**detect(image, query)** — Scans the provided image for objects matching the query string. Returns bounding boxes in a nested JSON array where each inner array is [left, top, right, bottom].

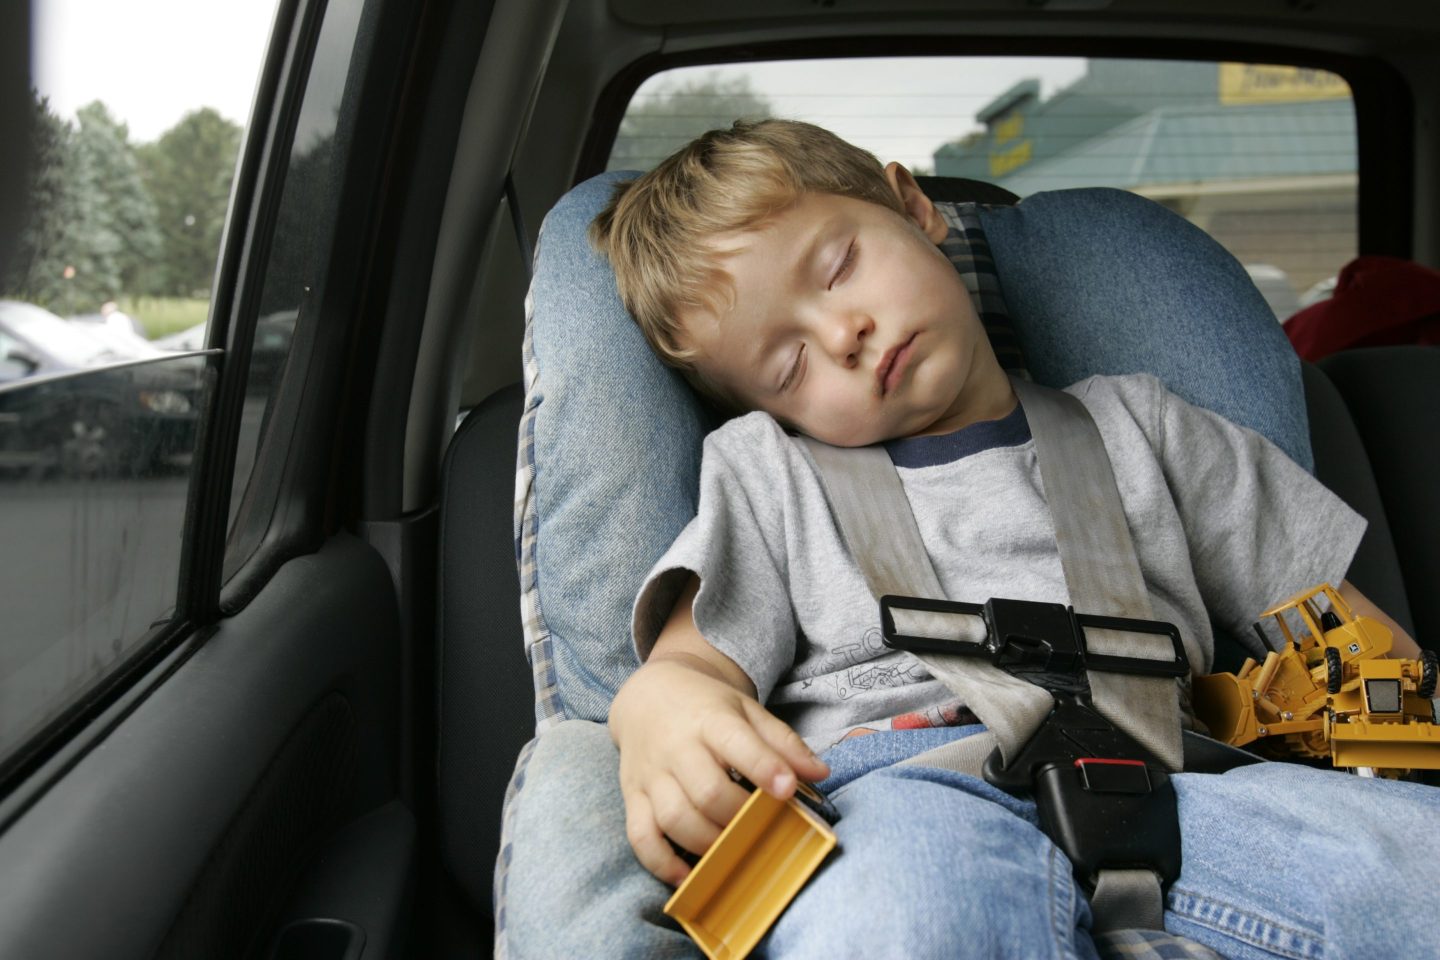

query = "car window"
[[0, 2, 273, 777], [609, 57, 1356, 322]]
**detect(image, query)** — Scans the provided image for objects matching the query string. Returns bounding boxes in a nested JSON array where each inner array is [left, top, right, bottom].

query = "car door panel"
[[0, 534, 403, 959]]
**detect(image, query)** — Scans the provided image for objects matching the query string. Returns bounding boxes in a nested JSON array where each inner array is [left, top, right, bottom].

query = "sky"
[[634, 57, 1087, 171], [31, 1, 1087, 166], [32, 0, 280, 143]]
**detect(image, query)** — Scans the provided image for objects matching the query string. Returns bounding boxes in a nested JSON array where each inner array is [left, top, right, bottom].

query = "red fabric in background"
[[1283, 255, 1440, 362]]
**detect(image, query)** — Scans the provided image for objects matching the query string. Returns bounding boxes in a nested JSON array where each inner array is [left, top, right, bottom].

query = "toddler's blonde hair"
[[589, 119, 902, 405]]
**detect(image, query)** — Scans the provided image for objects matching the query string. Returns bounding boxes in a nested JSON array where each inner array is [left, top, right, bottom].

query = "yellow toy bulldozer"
[[1193, 584, 1440, 776]]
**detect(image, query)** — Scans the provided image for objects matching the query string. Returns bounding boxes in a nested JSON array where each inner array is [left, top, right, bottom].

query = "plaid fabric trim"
[[515, 226, 567, 734], [934, 201, 1028, 378], [500, 220, 565, 951], [492, 735, 540, 960], [1094, 928, 1224, 960]]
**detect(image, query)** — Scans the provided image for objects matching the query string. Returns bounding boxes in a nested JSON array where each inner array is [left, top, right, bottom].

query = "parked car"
[[0, 2, 1436, 958], [0, 299, 137, 377], [67, 306, 153, 347], [0, 300, 200, 476]]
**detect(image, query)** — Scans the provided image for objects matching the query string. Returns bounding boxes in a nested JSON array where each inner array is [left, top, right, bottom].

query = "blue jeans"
[[501, 721, 1440, 959]]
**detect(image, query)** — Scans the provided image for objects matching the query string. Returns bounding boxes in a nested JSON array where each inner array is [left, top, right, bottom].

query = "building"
[[935, 60, 1356, 309]]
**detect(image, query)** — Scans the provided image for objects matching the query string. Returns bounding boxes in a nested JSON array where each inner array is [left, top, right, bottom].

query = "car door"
[[0, 0, 473, 955]]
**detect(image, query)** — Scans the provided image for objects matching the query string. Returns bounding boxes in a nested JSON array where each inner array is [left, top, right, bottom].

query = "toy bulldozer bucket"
[[1191, 671, 1258, 747]]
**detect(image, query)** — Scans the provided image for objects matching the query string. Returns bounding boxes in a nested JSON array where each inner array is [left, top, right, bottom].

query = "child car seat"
[[436, 171, 1429, 950]]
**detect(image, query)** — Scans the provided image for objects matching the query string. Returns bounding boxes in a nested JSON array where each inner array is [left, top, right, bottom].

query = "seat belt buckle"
[[879, 595, 1190, 681], [1034, 755, 1181, 888], [982, 697, 1182, 889], [879, 594, 1187, 890]]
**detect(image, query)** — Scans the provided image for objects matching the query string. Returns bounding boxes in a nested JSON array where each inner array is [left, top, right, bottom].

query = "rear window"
[[608, 57, 1356, 321]]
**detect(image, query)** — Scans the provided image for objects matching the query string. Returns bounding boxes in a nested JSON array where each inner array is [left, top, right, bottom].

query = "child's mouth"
[[877, 334, 917, 396]]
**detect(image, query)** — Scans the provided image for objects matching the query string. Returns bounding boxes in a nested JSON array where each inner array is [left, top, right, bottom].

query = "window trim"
[[215, 0, 433, 614]]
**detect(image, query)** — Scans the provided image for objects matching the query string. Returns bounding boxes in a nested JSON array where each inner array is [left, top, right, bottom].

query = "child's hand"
[[609, 654, 829, 885]]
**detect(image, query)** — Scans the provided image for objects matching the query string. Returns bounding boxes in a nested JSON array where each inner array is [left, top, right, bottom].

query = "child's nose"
[[823, 312, 874, 368]]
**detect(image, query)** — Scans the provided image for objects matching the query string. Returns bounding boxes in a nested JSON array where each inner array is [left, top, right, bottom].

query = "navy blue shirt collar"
[[883, 402, 1031, 468]]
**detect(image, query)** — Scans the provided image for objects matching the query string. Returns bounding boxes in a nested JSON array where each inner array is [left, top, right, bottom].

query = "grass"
[[119, 297, 210, 339]]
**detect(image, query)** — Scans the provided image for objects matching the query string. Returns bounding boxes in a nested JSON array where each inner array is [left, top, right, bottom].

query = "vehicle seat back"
[[1316, 346, 1439, 644], [437, 383, 532, 930]]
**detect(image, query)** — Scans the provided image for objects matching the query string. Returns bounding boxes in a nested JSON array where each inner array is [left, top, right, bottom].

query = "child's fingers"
[[700, 710, 799, 799], [673, 747, 751, 827], [647, 775, 724, 858], [743, 699, 830, 782], [622, 789, 691, 886]]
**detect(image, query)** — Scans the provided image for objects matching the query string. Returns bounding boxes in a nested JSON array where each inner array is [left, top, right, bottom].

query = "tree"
[[2, 94, 90, 312], [137, 107, 241, 298], [608, 73, 773, 172], [74, 102, 161, 298], [3, 96, 172, 313]]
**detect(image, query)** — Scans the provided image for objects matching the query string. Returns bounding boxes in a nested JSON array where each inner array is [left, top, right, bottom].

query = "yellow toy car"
[[1194, 584, 1440, 776]]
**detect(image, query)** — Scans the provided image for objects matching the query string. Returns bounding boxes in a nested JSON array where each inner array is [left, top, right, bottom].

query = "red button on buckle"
[[1074, 757, 1152, 793]]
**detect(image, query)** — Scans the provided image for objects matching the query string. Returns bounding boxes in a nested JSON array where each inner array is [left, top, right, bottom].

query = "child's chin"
[[817, 425, 885, 448]]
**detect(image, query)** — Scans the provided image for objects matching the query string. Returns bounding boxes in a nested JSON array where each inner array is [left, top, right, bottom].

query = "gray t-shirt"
[[632, 374, 1365, 750]]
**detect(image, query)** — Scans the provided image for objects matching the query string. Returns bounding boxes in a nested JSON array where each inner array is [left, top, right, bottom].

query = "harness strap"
[[798, 376, 1184, 932], [1011, 377, 1182, 772], [1089, 868, 1166, 932]]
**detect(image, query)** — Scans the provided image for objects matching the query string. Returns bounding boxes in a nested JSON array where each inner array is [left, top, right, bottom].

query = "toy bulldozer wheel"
[[1325, 646, 1343, 695], [1421, 650, 1439, 700]]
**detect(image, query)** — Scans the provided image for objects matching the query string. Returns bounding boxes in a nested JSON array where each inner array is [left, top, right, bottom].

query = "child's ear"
[[884, 162, 947, 244]]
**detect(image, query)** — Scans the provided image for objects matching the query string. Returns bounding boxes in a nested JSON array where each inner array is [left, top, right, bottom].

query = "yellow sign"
[[993, 113, 1025, 146], [989, 139, 1032, 178], [1219, 63, 1350, 105]]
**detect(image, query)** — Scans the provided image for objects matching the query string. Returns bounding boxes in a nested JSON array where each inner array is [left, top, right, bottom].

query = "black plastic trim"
[[0, 2, 29, 278], [183, 0, 327, 626], [0, 623, 214, 827], [221, 0, 434, 615], [358, 0, 496, 522]]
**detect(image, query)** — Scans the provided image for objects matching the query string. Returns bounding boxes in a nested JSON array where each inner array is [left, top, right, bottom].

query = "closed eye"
[[828, 240, 857, 290], [780, 343, 805, 392]]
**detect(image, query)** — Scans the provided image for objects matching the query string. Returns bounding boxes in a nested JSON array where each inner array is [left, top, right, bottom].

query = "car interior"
[[0, 1, 1437, 958]]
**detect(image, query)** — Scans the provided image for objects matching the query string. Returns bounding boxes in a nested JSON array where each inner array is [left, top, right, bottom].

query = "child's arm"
[[609, 574, 830, 885], [1339, 579, 1422, 659]]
